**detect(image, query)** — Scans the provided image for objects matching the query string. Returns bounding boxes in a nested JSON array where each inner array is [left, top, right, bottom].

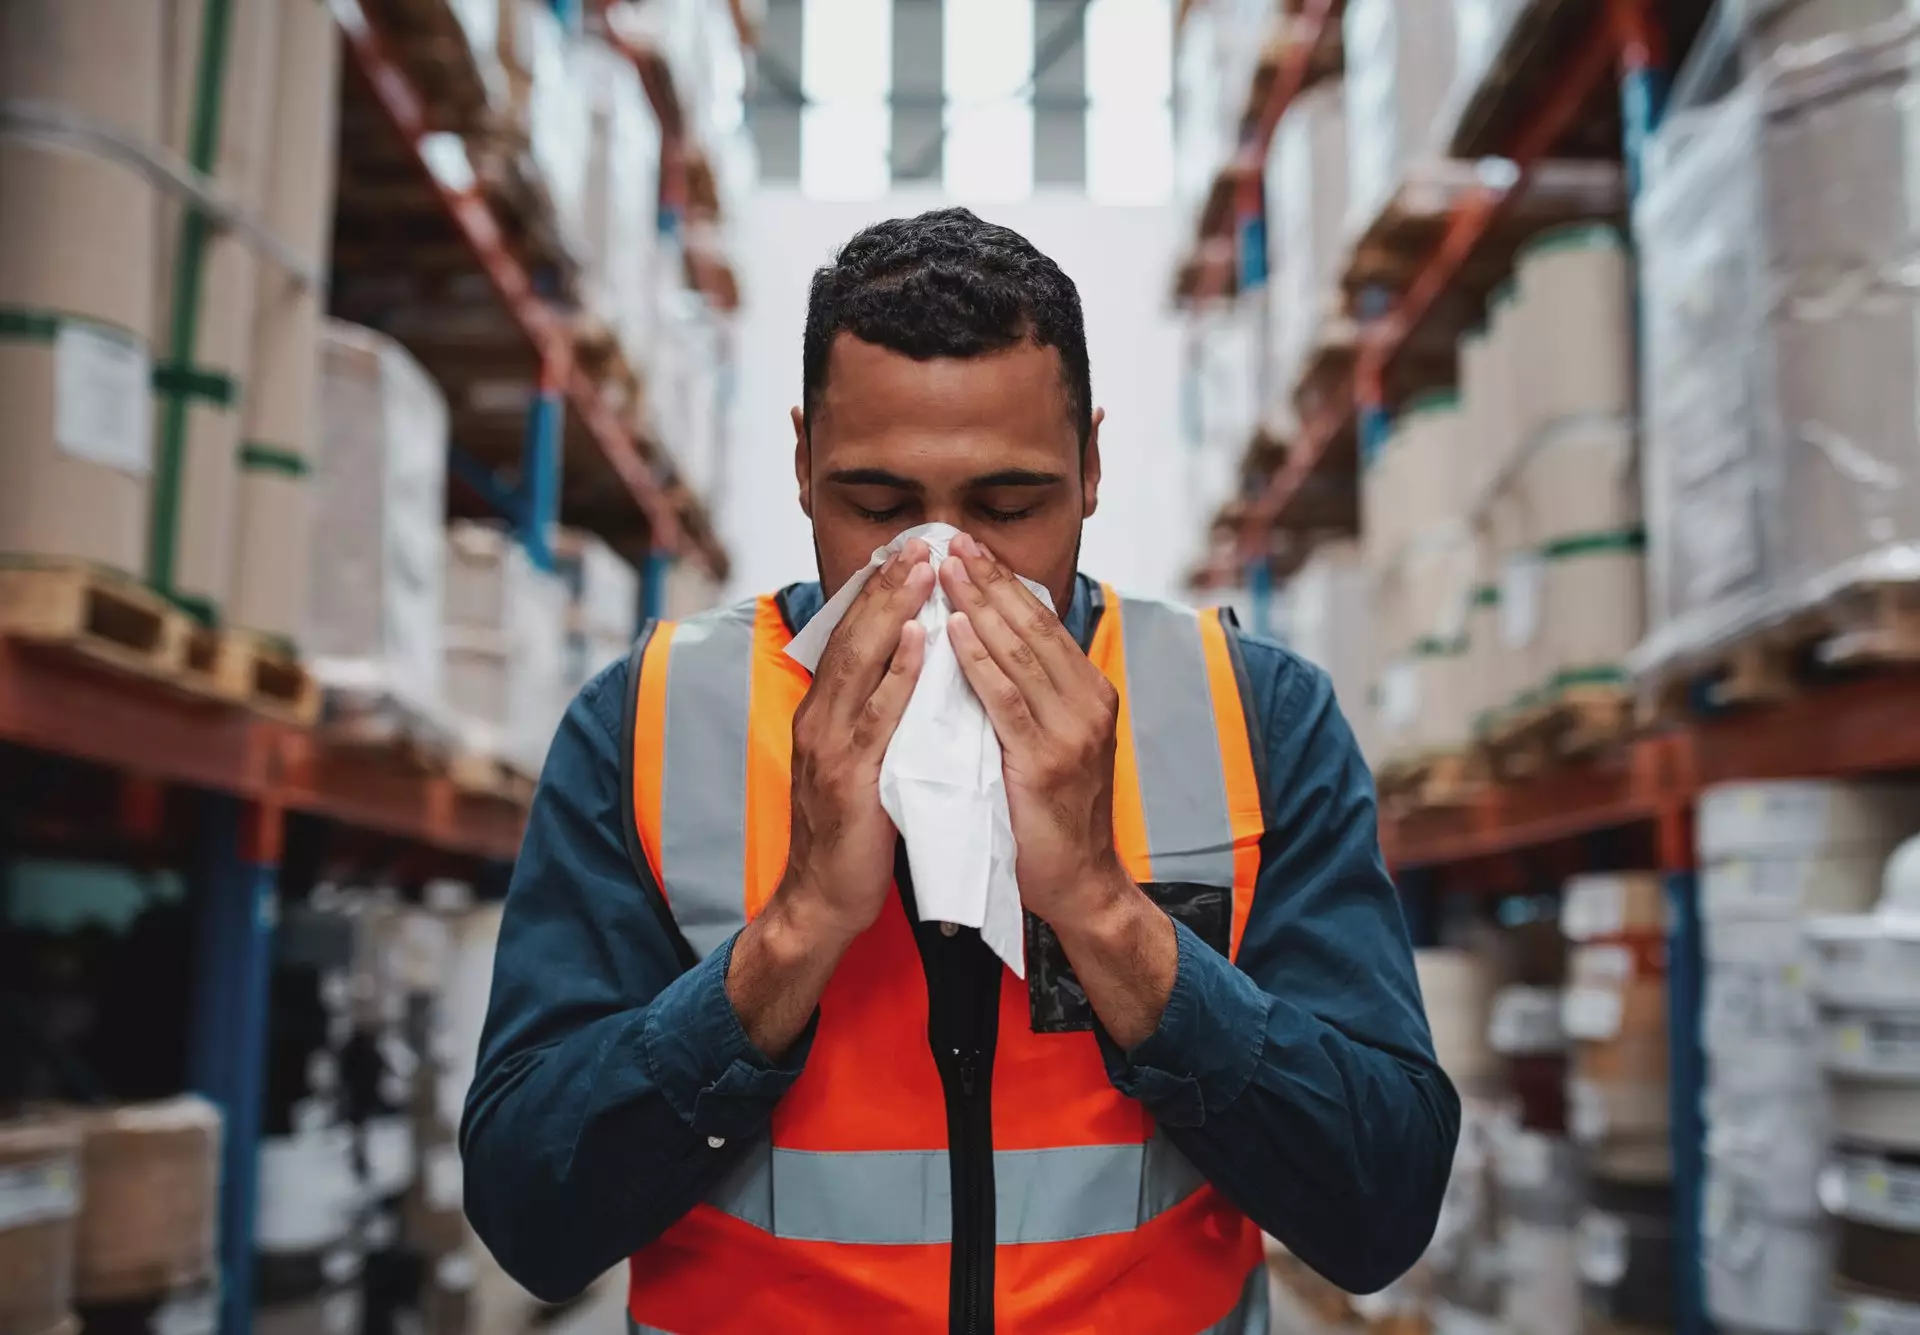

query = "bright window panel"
[[1086, 0, 1172, 105], [1087, 100, 1173, 205], [945, 100, 1036, 201], [799, 0, 891, 198]]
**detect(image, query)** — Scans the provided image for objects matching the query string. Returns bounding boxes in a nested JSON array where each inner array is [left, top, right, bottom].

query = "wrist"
[[764, 873, 867, 960], [1046, 862, 1152, 955]]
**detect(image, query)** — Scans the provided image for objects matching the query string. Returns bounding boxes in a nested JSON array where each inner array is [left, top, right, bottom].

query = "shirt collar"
[[778, 573, 1099, 651]]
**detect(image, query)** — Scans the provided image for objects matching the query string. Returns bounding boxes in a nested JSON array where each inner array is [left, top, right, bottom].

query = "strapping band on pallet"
[[0, 306, 144, 347], [238, 443, 313, 478], [0, 100, 321, 290], [152, 363, 240, 407], [1539, 528, 1648, 562]]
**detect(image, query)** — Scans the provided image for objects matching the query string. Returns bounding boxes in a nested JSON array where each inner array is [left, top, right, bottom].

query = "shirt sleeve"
[[459, 659, 812, 1303], [1100, 647, 1461, 1295]]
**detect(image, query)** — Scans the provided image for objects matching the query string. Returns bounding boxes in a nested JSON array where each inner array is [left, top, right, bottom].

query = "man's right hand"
[[726, 541, 933, 1058]]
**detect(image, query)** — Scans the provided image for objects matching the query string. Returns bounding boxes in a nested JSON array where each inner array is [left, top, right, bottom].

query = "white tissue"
[[784, 523, 1051, 977]]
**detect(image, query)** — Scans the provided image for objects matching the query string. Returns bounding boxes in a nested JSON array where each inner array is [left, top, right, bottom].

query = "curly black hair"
[[802, 207, 1092, 449]]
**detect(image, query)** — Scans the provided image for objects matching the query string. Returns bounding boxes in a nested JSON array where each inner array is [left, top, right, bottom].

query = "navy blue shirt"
[[461, 576, 1459, 1304]]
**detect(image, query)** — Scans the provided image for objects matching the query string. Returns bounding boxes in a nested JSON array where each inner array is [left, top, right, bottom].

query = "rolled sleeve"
[[1099, 919, 1270, 1127], [642, 933, 815, 1140]]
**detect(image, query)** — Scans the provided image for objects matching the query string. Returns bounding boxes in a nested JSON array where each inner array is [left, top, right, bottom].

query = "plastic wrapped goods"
[[0, 0, 162, 574], [1445, 0, 1524, 144], [551, 529, 639, 644], [1290, 541, 1378, 765], [1636, 22, 1920, 683], [1265, 83, 1349, 404], [1343, 0, 1459, 236], [579, 41, 662, 373], [305, 323, 450, 727], [506, 0, 591, 262], [444, 524, 570, 778]]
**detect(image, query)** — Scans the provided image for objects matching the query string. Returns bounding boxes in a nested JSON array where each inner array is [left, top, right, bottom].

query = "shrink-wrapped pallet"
[[1510, 225, 1635, 442], [552, 528, 639, 697], [1563, 874, 1672, 1184], [151, 0, 282, 620], [510, 0, 591, 263], [0, 0, 162, 574], [305, 322, 451, 731], [1444, 0, 1525, 145], [1290, 541, 1378, 766], [1636, 20, 1920, 685], [1265, 83, 1349, 404], [444, 524, 570, 778], [1343, 0, 1459, 239], [231, 0, 339, 643], [579, 41, 662, 374]]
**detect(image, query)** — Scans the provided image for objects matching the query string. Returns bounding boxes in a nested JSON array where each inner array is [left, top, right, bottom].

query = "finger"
[[819, 556, 934, 711], [851, 621, 926, 755], [948, 612, 1041, 745], [940, 556, 1078, 730], [947, 532, 1083, 679]]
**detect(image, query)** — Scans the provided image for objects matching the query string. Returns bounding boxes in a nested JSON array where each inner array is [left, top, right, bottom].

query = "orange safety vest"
[[621, 584, 1270, 1334]]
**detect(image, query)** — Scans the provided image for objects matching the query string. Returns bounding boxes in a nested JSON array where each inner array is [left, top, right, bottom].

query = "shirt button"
[[939, 922, 959, 937], [707, 1135, 726, 1149]]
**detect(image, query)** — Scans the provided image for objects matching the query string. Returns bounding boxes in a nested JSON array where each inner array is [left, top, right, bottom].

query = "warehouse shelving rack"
[[0, 7, 738, 1331], [1170, 4, 1920, 1333]]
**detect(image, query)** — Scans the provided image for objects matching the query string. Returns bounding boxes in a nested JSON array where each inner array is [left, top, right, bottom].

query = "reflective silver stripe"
[[705, 1132, 1206, 1245], [659, 599, 758, 959], [1198, 1265, 1271, 1335], [633, 1264, 1264, 1334], [1117, 597, 1237, 887]]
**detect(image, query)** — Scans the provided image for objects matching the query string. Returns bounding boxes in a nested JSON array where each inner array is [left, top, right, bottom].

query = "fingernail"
[[952, 531, 976, 557], [945, 554, 972, 585]]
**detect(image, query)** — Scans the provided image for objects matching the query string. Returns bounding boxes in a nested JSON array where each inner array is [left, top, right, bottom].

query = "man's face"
[[794, 333, 1102, 615]]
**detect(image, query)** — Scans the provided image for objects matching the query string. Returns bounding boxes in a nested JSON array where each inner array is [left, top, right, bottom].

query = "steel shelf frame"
[[0, 642, 523, 1335], [1236, 0, 1663, 556], [332, 0, 691, 564]]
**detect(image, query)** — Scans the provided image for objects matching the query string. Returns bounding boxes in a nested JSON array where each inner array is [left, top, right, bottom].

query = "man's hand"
[[938, 532, 1177, 1048], [727, 541, 933, 1058]]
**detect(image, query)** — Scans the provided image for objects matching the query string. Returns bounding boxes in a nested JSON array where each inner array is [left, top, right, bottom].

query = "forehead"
[[811, 334, 1077, 468]]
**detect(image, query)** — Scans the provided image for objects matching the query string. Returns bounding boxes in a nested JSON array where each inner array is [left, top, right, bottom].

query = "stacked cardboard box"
[[1264, 80, 1349, 421], [0, 1118, 81, 1335], [1288, 541, 1378, 767], [0, 0, 164, 575]]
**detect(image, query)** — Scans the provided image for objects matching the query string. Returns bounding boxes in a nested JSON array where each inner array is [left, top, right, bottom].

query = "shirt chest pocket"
[[1024, 883, 1232, 1035]]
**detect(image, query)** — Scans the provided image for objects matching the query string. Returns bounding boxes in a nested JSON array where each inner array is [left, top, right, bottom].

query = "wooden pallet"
[[319, 689, 456, 772], [470, 136, 582, 299], [0, 563, 191, 682], [1644, 579, 1920, 723], [450, 750, 537, 808], [1482, 685, 1637, 780], [1340, 160, 1625, 310], [1377, 748, 1488, 810], [187, 629, 321, 727]]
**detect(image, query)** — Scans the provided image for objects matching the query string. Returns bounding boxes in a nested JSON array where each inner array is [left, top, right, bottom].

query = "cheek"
[[989, 518, 1082, 603], [812, 518, 884, 595]]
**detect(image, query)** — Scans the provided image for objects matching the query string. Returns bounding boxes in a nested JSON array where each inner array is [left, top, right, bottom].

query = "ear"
[[1080, 408, 1105, 520], [792, 406, 813, 519]]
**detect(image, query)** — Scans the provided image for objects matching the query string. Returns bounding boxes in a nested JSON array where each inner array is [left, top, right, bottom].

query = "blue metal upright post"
[[642, 551, 672, 623], [188, 795, 280, 1335], [1664, 868, 1708, 1335], [1245, 558, 1273, 641], [520, 357, 566, 571]]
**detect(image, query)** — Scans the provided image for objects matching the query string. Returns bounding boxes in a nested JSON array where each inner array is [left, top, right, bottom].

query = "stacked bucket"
[[1697, 780, 1920, 1335]]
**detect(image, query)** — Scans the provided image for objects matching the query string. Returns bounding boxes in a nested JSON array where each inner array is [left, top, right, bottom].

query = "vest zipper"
[[898, 847, 1000, 1335], [950, 1049, 992, 1335]]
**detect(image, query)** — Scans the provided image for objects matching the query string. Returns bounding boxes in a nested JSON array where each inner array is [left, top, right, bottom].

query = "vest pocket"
[[1025, 884, 1232, 1034]]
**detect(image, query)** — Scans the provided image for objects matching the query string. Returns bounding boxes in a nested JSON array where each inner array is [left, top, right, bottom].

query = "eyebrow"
[[823, 468, 1068, 490]]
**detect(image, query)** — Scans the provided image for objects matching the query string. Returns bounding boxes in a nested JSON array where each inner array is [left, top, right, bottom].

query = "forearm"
[[463, 939, 808, 1302], [461, 1004, 730, 1300], [725, 880, 857, 1059], [1047, 871, 1179, 1049]]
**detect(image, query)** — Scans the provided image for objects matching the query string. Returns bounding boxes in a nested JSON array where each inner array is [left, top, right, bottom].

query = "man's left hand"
[[937, 532, 1134, 927]]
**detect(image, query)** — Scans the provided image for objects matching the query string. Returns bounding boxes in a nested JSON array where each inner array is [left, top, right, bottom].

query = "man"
[[463, 208, 1459, 1333]]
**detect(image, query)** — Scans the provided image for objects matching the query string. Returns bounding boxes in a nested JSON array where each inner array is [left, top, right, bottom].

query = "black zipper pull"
[[956, 1052, 977, 1097]]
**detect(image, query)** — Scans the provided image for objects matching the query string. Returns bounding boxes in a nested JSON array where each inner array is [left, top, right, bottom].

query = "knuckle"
[[1007, 639, 1041, 673], [995, 682, 1026, 714], [1026, 608, 1058, 638]]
